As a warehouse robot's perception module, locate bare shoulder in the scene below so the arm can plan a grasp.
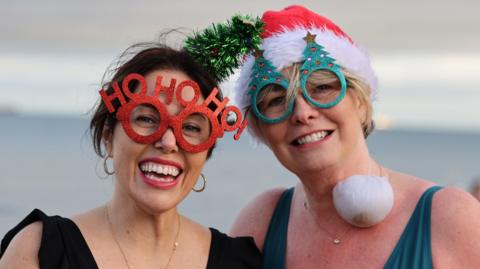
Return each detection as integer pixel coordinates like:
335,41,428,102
181,216,212,242
431,186,480,226
71,206,105,234
229,187,287,250
0,221,42,269
431,186,480,268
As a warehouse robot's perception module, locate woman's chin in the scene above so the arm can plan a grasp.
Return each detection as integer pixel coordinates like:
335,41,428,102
124,173,186,212
289,153,338,173
133,192,180,214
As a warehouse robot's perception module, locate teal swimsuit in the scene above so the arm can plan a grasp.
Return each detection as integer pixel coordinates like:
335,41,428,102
263,186,442,269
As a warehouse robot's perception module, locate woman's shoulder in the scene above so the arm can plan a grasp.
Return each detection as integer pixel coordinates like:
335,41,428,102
0,210,47,269
1,209,98,269
0,221,42,269
390,171,480,219
229,187,289,250
207,228,262,269
431,186,480,226
430,186,480,230
391,171,480,267
430,186,480,267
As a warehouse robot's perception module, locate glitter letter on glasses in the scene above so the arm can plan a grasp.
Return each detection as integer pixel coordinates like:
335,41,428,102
249,32,348,124
99,73,247,153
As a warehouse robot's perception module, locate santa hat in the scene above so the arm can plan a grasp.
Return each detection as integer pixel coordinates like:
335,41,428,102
234,5,377,110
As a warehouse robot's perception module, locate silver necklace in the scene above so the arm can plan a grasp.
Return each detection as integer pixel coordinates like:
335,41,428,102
304,201,351,244
105,205,181,269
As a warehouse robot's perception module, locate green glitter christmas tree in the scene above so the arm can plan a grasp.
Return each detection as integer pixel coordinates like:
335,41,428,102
301,32,338,75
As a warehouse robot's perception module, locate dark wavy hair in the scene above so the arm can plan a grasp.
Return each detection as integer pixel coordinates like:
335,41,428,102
89,43,220,159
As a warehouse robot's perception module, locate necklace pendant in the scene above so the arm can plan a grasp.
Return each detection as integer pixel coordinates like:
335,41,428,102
333,238,341,244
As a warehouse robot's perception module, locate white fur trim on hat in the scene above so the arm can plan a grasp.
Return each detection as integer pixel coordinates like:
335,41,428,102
234,27,377,111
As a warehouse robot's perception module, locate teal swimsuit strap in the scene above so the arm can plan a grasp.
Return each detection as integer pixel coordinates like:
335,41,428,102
263,187,294,269
384,185,443,269
262,186,442,269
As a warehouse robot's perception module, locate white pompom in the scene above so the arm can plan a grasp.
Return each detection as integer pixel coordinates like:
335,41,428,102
332,175,394,228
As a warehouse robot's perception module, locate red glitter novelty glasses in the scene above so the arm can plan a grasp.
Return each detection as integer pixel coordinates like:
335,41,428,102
99,73,247,153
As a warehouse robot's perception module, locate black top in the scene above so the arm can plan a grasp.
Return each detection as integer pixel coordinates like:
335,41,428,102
1,209,262,269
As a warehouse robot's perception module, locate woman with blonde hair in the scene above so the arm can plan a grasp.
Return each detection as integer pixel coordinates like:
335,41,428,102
230,5,480,268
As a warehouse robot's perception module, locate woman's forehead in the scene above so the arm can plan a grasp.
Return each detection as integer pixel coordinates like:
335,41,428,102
143,69,204,103
279,65,296,77
145,69,192,84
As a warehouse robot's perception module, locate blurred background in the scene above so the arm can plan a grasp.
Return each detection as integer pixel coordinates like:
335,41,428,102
1,0,479,235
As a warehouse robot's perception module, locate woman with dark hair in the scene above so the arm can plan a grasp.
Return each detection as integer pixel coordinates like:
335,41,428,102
230,5,480,269
0,43,261,268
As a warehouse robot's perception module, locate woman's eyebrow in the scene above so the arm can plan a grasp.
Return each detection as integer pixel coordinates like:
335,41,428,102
271,85,285,92
189,113,209,122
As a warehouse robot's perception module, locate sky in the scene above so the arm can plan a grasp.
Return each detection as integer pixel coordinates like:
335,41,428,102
1,0,479,131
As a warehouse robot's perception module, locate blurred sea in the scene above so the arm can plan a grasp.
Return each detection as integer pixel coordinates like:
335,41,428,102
1,115,479,237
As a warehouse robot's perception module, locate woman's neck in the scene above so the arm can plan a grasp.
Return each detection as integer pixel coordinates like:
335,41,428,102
298,140,375,213
108,186,180,249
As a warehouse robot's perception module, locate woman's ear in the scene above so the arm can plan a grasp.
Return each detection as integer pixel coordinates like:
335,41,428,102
351,93,367,125
102,130,113,157
359,103,368,126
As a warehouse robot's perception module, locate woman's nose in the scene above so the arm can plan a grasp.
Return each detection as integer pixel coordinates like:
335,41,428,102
289,95,319,124
154,128,179,153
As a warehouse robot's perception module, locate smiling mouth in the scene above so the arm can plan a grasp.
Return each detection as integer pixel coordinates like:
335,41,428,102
139,162,183,183
291,130,334,146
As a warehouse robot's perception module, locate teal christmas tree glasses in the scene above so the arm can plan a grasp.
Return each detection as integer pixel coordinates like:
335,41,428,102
249,32,347,124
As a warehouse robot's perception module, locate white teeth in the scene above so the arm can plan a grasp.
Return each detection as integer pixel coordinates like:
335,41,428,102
145,173,174,182
296,131,329,145
140,162,180,177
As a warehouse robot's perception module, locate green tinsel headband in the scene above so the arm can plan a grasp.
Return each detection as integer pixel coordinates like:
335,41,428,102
183,15,264,83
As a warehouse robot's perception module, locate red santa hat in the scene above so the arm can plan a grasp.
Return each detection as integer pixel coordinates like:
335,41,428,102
234,5,377,110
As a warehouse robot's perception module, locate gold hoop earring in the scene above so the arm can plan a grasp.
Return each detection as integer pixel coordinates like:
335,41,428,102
103,154,115,176
192,173,206,192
